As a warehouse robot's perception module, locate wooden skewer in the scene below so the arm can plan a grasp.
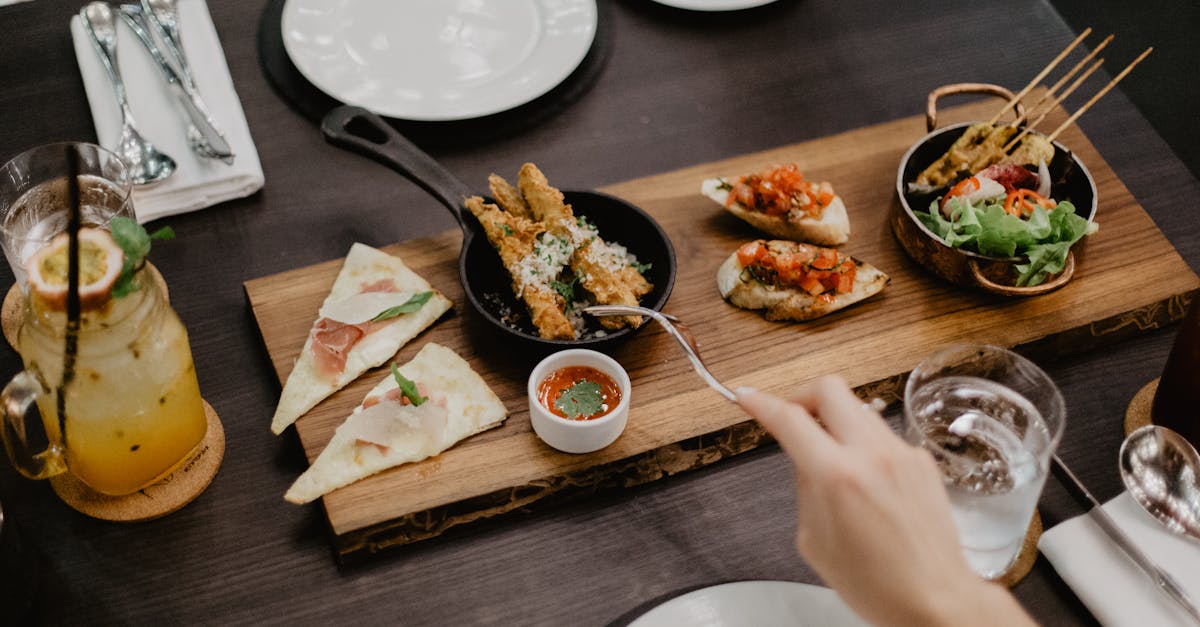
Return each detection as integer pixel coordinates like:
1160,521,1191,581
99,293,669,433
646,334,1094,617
1013,34,1114,127
1047,47,1153,142
1004,58,1106,151
986,27,1093,126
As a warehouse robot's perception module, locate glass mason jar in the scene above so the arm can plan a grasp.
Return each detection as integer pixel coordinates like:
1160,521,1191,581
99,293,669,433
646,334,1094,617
1,267,207,496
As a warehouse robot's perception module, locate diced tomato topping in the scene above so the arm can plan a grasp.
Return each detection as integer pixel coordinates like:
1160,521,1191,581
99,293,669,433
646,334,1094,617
739,239,856,295
725,164,835,219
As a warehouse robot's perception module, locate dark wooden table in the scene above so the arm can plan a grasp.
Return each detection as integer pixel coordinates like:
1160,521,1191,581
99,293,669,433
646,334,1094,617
1,0,1196,624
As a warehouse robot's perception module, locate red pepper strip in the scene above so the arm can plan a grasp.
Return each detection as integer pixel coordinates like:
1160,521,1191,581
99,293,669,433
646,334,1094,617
1003,189,1056,217
941,177,981,211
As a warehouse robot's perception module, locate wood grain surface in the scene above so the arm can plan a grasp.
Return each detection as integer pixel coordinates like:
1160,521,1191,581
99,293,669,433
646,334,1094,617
3,0,1199,624
246,97,1198,558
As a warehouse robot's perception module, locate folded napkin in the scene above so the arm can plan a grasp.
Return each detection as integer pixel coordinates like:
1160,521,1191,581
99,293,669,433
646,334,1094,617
1039,491,1200,626
70,0,263,222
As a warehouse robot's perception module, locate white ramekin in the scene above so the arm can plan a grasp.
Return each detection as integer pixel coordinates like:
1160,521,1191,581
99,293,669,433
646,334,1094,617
527,349,631,454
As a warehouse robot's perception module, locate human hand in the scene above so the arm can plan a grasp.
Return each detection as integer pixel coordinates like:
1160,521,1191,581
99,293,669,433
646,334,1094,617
736,377,1033,627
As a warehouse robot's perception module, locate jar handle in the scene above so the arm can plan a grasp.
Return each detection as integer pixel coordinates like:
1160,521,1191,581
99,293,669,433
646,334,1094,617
1,371,67,480
926,83,1026,132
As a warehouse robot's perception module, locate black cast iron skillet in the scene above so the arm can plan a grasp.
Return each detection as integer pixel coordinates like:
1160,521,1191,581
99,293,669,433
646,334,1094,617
321,105,676,349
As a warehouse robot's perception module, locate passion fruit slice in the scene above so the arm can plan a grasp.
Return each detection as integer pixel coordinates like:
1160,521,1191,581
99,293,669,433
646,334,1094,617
26,227,125,311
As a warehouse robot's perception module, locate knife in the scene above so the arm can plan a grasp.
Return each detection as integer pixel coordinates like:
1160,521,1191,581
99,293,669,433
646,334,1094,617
117,4,234,164
1053,455,1200,623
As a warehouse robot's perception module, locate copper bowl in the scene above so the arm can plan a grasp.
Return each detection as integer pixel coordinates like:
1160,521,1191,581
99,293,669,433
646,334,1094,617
891,84,1097,296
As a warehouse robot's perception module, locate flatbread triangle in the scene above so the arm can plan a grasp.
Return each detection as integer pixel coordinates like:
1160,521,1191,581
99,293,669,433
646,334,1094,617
285,342,508,504
270,243,452,434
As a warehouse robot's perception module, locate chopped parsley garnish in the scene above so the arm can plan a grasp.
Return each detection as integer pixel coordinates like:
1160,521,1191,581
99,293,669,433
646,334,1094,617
109,217,174,298
555,380,604,419
390,363,427,406
499,224,513,236
371,291,433,322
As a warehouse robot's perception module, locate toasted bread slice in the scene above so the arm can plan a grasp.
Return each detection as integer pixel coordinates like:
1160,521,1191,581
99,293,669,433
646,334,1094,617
702,177,850,246
716,249,888,321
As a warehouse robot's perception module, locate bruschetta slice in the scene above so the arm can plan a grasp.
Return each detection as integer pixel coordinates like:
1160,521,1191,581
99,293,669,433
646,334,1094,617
717,240,888,321
702,164,850,246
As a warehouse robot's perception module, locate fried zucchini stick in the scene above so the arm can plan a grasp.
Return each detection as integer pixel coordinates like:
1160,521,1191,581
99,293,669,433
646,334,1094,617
488,174,532,220
465,196,575,340
517,163,652,330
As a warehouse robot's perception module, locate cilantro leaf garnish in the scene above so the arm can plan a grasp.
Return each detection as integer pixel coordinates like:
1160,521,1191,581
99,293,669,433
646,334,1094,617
631,261,652,275
554,380,604,419
548,275,578,303
390,363,426,406
109,217,174,298
371,291,433,322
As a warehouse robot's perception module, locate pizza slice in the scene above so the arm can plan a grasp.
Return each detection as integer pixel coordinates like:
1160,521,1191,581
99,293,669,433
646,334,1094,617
284,342,508,504
702,163,851,246
270,243,453,434
717,239,888,321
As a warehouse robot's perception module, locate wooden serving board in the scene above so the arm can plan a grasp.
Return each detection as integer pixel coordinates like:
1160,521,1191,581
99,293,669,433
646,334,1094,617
246,98,1199,562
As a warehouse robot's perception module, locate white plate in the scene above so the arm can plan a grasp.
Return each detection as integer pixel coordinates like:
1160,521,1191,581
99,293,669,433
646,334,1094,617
630,581,868,627
281,0,597,122
651,0,779,11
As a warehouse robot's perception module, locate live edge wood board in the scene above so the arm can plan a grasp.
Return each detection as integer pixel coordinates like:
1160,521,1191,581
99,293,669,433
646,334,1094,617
245,98,1199,562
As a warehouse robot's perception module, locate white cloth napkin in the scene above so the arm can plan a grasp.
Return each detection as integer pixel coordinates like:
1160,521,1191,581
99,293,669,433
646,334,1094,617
69,0,263,223
1039,491,1200,626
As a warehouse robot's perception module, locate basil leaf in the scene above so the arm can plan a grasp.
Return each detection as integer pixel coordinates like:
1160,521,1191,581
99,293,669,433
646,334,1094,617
371,291,433,322
390,363,426,406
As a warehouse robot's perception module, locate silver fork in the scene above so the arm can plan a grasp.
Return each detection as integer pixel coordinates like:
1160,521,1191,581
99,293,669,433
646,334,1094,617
584,305,737,402
584,305,889,415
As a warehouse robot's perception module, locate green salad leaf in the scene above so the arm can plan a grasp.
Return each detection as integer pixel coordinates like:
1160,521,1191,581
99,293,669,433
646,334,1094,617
917,196,1093,287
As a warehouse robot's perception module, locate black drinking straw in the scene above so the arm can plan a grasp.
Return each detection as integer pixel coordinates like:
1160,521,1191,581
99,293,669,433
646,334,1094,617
56,145,83,447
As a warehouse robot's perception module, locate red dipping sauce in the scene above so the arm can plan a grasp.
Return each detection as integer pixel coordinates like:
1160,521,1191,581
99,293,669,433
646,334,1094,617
537,365,622,421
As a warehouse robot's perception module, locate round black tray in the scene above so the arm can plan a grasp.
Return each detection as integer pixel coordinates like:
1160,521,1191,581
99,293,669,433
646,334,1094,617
257,0,613,149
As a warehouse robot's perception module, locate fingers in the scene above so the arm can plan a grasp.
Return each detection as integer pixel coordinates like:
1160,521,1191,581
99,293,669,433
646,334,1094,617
789,376,893,444
736,386,833,467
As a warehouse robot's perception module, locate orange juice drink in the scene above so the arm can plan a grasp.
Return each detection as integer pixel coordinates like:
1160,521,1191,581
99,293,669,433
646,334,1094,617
17,261,207,495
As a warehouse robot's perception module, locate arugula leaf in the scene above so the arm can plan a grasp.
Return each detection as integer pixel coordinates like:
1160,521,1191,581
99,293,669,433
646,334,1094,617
554,380,604,419
109,217,174,298
390,363,426,406
371,291,433,322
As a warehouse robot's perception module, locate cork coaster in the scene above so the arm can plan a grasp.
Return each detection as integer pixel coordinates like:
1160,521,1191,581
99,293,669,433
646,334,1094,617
49,399,224,522
1124,378,1158,437
2,263,170,350
995,510,1042,588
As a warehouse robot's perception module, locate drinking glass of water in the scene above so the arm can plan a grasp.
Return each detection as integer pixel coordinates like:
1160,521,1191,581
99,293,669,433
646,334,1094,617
0,142,135,289
903,344,1066,580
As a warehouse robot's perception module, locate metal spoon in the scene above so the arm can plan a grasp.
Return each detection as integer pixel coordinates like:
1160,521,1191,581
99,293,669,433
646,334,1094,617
80,2,176,185
1120,425,1200,541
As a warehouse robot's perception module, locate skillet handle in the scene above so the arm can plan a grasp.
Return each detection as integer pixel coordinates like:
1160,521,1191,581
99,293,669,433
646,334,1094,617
926,83,1026,132
968,252,1075,297
321,106,475,228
